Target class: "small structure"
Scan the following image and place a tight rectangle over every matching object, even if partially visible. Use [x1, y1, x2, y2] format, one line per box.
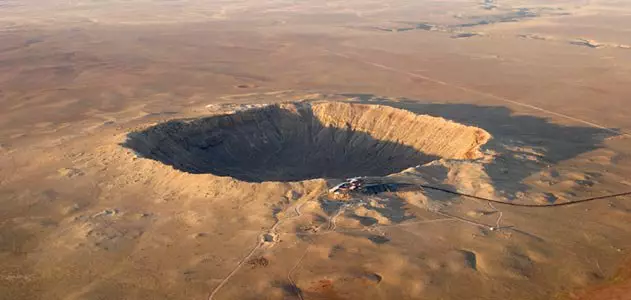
[329, 177, 365, 194]
[328, 177, 401, 198]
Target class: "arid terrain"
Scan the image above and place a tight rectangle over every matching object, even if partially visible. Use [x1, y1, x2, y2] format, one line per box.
[2, 0, 631, 299]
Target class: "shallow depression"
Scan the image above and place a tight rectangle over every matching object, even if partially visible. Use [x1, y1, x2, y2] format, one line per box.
[124, 102, 491, 182]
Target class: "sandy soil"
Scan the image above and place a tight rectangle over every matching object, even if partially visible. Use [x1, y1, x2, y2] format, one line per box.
[1, 1, 631, 299]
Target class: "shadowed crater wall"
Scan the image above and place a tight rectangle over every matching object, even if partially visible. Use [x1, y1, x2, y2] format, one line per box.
[123, 102, 490, 182]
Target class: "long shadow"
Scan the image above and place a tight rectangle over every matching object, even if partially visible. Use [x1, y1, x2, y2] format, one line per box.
[122, 103, 438, 182]
[343, 94, 619, 197]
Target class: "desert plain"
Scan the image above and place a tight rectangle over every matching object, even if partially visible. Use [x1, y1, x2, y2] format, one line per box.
[1, 0, 631, 299]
